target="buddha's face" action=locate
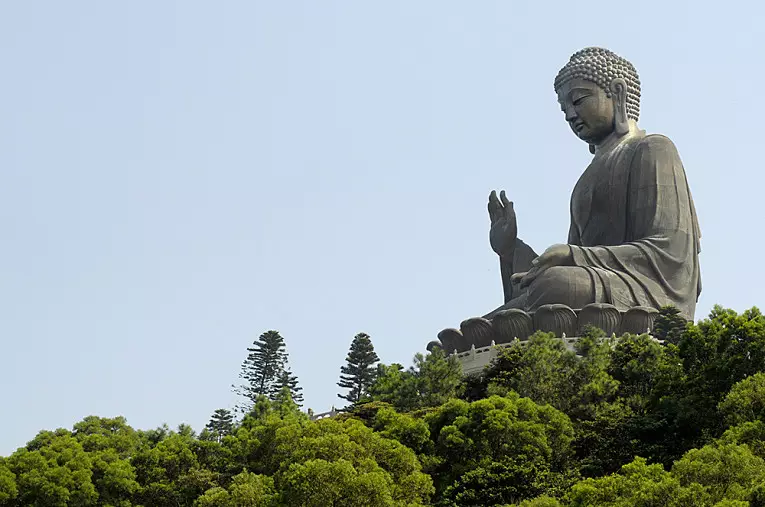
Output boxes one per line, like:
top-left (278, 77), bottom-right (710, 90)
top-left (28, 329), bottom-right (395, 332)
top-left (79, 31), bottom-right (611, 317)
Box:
top-left (557, 78), bottom-right (615, 145)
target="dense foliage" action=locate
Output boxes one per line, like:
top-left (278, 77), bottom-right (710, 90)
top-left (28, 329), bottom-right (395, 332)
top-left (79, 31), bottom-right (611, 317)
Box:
top-left (4, 305), bottom-right (765, 505)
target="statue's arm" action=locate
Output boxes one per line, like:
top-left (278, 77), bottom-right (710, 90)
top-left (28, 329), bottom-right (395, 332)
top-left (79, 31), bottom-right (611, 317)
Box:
top-left (499, 239), bottom-right (537, 303)
top-left (487, 190), bottom-right (538, 302)
top-left (567, 206), bottom-right (580, 245)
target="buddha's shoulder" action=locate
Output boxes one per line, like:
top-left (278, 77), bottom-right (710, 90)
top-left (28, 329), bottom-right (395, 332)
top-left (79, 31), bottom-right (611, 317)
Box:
top-left (631, 133), bottom-right (680, 153)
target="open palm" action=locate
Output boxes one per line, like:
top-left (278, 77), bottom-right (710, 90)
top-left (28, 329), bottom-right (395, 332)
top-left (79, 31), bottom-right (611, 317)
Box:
top-left (488, 190), bottom-right (517, 258)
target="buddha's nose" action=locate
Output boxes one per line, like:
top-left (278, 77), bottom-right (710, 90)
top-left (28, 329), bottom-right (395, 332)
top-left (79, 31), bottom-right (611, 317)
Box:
top-left (564, 106), bottom-right (577, 122)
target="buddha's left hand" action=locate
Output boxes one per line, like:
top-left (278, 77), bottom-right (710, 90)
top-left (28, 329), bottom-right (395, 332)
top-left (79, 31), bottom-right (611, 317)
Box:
top-left (519, 244), bottom-right (573, 289)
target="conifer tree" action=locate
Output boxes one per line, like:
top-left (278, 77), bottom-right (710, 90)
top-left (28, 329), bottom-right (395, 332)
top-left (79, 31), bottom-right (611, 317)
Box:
top-left (337, 332), bottom-right (380, 405)
top-left (275, 368), bottom-right (304, 407)
top-left (204, 409), bottom-right (234, 442)
top-left (234, 330), bottom-right (287, 412)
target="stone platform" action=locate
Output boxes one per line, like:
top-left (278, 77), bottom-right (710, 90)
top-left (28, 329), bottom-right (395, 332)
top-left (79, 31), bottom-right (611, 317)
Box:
top-left (427, 303), bottom-right (659, 355)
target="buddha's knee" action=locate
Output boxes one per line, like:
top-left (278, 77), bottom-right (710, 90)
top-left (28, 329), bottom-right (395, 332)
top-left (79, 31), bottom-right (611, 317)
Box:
top-left (526, 266), bottom-right (594, 309)
top-left (527, 266), bottom-right (570, 302)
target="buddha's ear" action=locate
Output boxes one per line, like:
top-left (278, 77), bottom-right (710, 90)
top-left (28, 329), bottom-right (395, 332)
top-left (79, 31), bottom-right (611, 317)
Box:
top-left (610, 78), bottom-right (629, 135)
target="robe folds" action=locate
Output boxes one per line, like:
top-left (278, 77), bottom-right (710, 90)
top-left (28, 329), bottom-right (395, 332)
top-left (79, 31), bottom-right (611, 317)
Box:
top-left (511, 133), bottom-right (702, 320)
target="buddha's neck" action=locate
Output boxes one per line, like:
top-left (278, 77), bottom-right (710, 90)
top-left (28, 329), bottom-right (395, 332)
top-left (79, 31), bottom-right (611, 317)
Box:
top-left (592, 120), bottom-right (644, 158)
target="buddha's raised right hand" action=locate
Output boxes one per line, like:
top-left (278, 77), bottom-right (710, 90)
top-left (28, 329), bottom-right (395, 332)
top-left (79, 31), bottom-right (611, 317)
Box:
top-left (488, 190), bottom-right (517, 258)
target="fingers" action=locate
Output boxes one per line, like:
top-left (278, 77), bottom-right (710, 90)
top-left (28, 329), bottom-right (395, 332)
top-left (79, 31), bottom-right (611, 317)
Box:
top-left (489, 190), bottom-right (501, 212)
top-left (488, 190), bottom-right (502, 222)
top-left (511, 272), bottom-right (527, 284)
top-left (520, 265), bottom-right (550, 289)
top-left (499, 190), bottom-right (513, 214)
top-left (519, 267), bottom-right (538, 289)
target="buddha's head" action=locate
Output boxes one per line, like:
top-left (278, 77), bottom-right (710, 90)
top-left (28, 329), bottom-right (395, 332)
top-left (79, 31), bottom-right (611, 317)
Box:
top-left (554, 47), bottom-right (641, 148)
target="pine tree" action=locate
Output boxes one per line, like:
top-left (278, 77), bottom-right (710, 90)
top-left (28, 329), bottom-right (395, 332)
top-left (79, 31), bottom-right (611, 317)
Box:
top-left (337, 332), bottom-right (380, 405)
top-left (275, 368), bottom-right (304, 407)
top-left (204, 409), bottom-right (234, 442)
top-left (234, 330), bottom-right (287, 412)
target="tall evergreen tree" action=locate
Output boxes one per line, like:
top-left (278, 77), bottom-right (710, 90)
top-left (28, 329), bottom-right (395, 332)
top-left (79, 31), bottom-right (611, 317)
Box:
top-left (234, 330), bottom-right (287, 412)
top-left (204, 409), bottom-right (234, 442)
top-left (275, 368), bottom-right (304, 407)
top-left (337, 333), bottom-right (380, 405)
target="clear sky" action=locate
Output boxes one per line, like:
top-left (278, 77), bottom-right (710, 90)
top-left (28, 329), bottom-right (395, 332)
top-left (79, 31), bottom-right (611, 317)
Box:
top-left (2, 1), bottom-right (763, 455)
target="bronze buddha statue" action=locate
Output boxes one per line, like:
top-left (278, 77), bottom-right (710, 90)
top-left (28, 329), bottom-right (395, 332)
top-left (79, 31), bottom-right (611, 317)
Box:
top-left (433, 47), bottom-right (703, 354)
top-left (485, 47), bottom-right (701, 323)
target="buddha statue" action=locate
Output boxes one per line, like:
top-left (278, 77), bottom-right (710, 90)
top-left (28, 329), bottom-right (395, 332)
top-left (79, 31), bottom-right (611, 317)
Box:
top-left (482, 47), bottom-right (702, 326)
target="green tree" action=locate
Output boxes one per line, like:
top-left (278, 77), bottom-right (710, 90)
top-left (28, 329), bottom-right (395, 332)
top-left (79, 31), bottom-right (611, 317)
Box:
top-left (719, 420), bottom-right (765, 458)
top-left (194, 486), bottom-right (231, 506)
top-left (367, 346), bottom-right (461, 412)
top-left (473, 329), bottom-right (700, 475)
top-left (272, 386), bottom-right (304, 419)
top-left (224, 410), bottom-right (434, 505)
top-left (228, 470), bottom-right (276, 505)
top-left (72, 416), bottom-right (142, 457)
top-left (234, 330), bottom-right (287, 412)
top-left (139, 423), bottom-right (172, 447)
top-left (578, 333), bottom-right (687, 473)
top-left (719, 372), bottom-right (765, 427)
top-left (280, 459), bottom-right (395, 506)
top-left (366, 363), bottom-right (411, 408)
top-left (6, 429), bottom-right (99, 506)
top-left (672, 443), bottom-right (765, 504)
top-left (412, 346), bottom-right (463, 409)
top-left (337, 333), bottom-right (380, 405)
top-left (443, 457), bottom-right (552, 506)
top-left (484, 332), bottom-right (581, 411)
top-left (131, 431), bottom-right (215, 506)
top-left (69, 416), bottom-right (143, 505)
top-left (652, 305), bottom-right (688, 345)
top-left (371, 406), bottom-right (432, 456)
top-left (664, 305), bottom-right (765, 451)
top-left (0, 462), bottom-right (18, 504)
top-left (480, 330), bottom-right (619, 418)
top-left (608, 332), bottom-right (675, 401)
top-left (424, 393), bottom-right (576, 503)
top-left (195, 471), bottom-right (276, 507)
top-left (567, 457), bottom-right (709, 506)
top-left (516, 496), bottom-right (563, 506)
top-left (276, 368), bottom-right (304, 407)
top-left (204, 409), bottom-right (235, 443)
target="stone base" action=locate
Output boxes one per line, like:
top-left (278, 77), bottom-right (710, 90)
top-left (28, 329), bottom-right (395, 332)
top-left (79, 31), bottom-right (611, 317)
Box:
top-left (428, 303), bottom-right (659, 355)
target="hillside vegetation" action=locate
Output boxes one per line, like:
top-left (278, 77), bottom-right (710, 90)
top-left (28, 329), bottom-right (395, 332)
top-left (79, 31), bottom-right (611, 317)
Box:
top-left (3, 305), bottom-right (765, 506)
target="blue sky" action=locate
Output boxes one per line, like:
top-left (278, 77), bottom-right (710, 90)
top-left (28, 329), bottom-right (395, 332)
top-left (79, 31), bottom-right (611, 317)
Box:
top-left (2, 1), bottom-right (763, 455)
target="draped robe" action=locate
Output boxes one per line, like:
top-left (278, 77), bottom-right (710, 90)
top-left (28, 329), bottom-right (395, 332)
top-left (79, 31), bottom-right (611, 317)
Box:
top-left (501, 132), bottom-right (702, 320)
